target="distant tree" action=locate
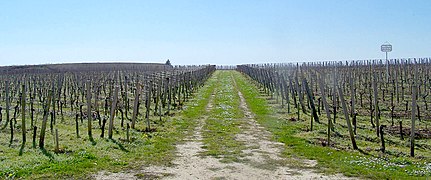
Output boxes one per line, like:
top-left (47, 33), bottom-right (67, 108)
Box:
top-left (165, 59), bottom-right (172, 66)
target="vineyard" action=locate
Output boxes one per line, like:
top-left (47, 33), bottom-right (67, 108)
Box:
top-left (0, 59), bottom-right (431, 179)
top-left (237, 58), bottom-right (431, 177)
top-left (0, 63), bottom-right (215, 178)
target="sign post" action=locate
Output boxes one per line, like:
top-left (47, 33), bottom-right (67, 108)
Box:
top-left (381, 42), bottom-right (392, 60)
top-left (381, 42), bottom-right (392, 82)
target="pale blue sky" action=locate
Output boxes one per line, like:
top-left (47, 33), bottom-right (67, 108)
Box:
top-left (1, 0), bottom-right (430, 66)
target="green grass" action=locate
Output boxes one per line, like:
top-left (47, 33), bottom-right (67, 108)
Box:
top-left (232, 70), bottom-right (431, 179)
top-left (0, 73), bottom-right (218, 179)
top-left (200, 71), bottom-right (247, 163)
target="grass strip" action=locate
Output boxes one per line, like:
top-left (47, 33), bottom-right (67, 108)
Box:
top-left (201, 71), bottom-right (247, 163)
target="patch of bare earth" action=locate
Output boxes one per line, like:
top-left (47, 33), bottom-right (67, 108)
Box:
top-left (232, 90), bottom-right (353, 179)
top-left (95, 80), bottom-right (355, 180)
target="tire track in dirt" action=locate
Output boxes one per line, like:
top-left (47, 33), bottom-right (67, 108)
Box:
top-left (230, 74), bottom-right (354, 180)
top-left (95, 71), bottom-right (355, 180)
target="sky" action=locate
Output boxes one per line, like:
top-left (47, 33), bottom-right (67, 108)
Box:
top-left (0, 0), bottom-right (430, 66)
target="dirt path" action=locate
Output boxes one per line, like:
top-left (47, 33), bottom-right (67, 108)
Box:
top-left (95, 72), bottom-right (354, 180)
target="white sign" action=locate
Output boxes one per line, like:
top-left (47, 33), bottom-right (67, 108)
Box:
top-left (381, 44), bottom-right (392, 52)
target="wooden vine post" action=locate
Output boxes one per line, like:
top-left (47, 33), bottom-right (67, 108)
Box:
top-left (380, 125), bottom-right (386, 153)
top-left (166, 77), bottom-right (171, 115)
top-left (108, 86), bottom-right (119, 139)
top-left (20, 84), bottom-right (26, 154)
top-left (284, 76), bottom-right (291, 113)
top-left (6, 81), bottom-right (13, 146)
top-left (55, 129), bottom-right (60, 153)
top-left (318, 74), bottom-right (332, 146)
top-left (295, 71), bottom-right (306, 113)
top-left (332, 66), bottom-right (337, 124)
top-left (349, 72), bottom-right (355, 117)
top-left (372, 73), bottom-right (380, 136)
top-left (303, 78), bottom-right (319, 123)
top-left (337, 83), bottom-right (358, 150)
top-left (131, 82), bottom-right (140, 129)
top-left (39, 90), bottom-right (53, 149)
top-left (86, 80), bottom-right (92, 139)
top-left (410, 69), bottom-right (418, 157)
top-left (3, 81), bottom-right (10, 130)
top-left (87, 80), bottom-right (93, 139)
top-left (75, 114), bottom-right (80, 138)
top-left (145, 81), bottom-right (152, 131)
top-left (95, 86), bottom-right (101, 127)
